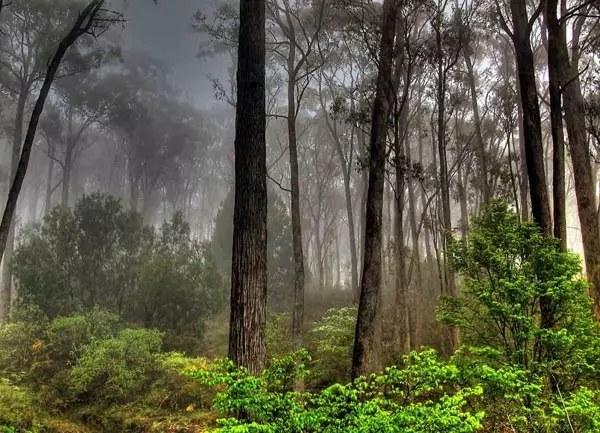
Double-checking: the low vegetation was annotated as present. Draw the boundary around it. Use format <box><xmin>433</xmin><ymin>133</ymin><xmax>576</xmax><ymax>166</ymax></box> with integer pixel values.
<box><xmin>1</xmin><ymin>201</ymin><xmax>599</xmax><ymax>432</ymax></box>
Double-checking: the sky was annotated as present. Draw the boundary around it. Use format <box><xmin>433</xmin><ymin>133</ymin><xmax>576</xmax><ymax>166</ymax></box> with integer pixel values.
<box><xmin>119</xmin><ymin>0</ymin><xmax>230</xmax><ymax>109</ymax></box>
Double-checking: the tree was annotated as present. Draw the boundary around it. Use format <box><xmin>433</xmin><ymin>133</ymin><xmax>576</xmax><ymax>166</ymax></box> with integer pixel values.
<box><xmin>228</xmin><ymin>0</ymin><xmax>268</xmax><ymax>375</ymax></box>
<box><xmin>496</xmin><ymin>0</ymin><xmax>553</xmax><ymax>334</ymax></box>
<box><xmin>546</xmin><ymin>0</ymin><xmax>600</xmax><ymax>320</ymax></box>
<box><xmin>12</xmin><ymin>194</ymin><xmax>223</xmax><ymax>352</ymax></box>
<box><xmin>0</xmin><ymin>0</ymin><xmax>124</xmax><ymax>324</ymax></box>
<box><xmin>352</xmin><ymin>0</ymin><xmax>398</xmax><ymax>379</ymax></box>
<box><xmin>543</xmin><ymin>0</ymin><xmax>567</xmax><ymax>251</ymax></box>
<box><xmin>497</xmin><ymin>1</ymin><xmax>552</xmax><ymax>235</ymax></box>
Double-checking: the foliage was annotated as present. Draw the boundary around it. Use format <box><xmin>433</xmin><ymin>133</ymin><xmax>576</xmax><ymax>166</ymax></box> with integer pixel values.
<box><xmin>68</xmin><ymin>328</ymin><xmax>163</xmax><ymax>404</ymax></box>
<box><xmin>13</xmin><ymin>193</ymin><xmax>226</xmax><ymax>352</ymax></box>
<box><xmin>309</xmin><ymin>307</ymin><xmax>356</xmax><ymax>387</ymax></box>
<box><xmin>0</xmin><ymin>379</ymin><xmax>35</xmax><ymax>430</ymax></box>
<box><xmin>439</xmin><ymin>201</ymin><xmax>600</xmax><ymax>387</ymax></box>
<box><xmin>186</xmin><ymin>349</ymin><xmax>484</xmax><ymax>433</ymax></box>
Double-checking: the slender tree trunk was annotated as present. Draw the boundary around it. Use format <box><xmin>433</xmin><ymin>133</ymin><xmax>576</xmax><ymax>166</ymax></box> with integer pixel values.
<box><xmin>544</xmin><ymin>1</ymin><xmax>567</xmax><ymax>251</ymax></box>
<box><xmin>61</xmin><ymin>109</ymin><xmax>74</xmax><ymax>211</ymax></box>
<box><xmin>352</xmin><ymin>0</ymin><xmax>397</xmax><ymax>379</ymax></box>
<box><xmin>514</xmin><ymin>58</ymin><xmax>530</xmax><ymax>221</ymax></box>
<box><xmin>393</xmin><ymin>104</ymin><xmax>410</xmax><ymax>356</ymax></box>
<box><xmin>61</xmin><ymin>156</ymin><xmax>72</xmax><ymax>211</ymax></box>
<box><xmin>321</xmin><ymin>85</ymin><xmax>359</xmax><ymax>301</ymax></box>
<box><xmin>288</xmin><ymin>68</ymin><xmax>306</xmax><ymax>353</ymax></box>
<box><xmin>463</xmin><ymin>45</ymin><xmax>490</xmax><ymax>204</ymax></box>
<box><xmin>434</xmin><ymin>9</ymin><xmax>458</xmax><ymax>350</ymax></box>
<box><xmin>358</xmin><ymin>114</ymin><xmax>369</xmax><ymax>294</ymax></box>
<box><xmin>228</xmin><ymin>0</ymin><xmax>268</xmax><ymax>375</ymax></box>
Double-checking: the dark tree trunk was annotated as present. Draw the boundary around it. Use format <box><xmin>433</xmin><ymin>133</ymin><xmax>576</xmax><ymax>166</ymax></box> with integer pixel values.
<box><xmin>544</xmin><ymin>0</ymin><xmax>567</xmax><ymax>251</ymax></box>
<box><xmin>508</xmin><ymin>0</ymin><xmax>553</xmax><ymax>334</ymax></box>
<box><xmin>228</xmin><ymin>0</ymin><xmax>268</xmax><ymax>375</ymax></box>
<box><xmin>509</xmin><ymin>0</ymin><xmax>552</xmax><ymax>235</ymax></box>
<box><xmin>547</xmin><ymin>0</ymin><xmax>600</xmax><ymax>319</ymax></box>
<box><xmin>352</xmin><ymin>0</ymin><xmax>397</xmax><ymax>379</ymax></box>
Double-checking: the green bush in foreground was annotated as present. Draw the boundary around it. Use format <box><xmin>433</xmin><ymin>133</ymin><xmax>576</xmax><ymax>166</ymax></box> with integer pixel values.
<box><xmin>186</xmin><ymin>349</ymin><xmax>485</xmax><ymax>433</ymax></box>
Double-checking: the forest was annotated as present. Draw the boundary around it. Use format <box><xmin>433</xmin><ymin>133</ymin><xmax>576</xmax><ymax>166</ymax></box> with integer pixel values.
<box><xmin>1</xmin><ymin>0</ymin><xmax>600</xmax><ymax>431</ymax></box>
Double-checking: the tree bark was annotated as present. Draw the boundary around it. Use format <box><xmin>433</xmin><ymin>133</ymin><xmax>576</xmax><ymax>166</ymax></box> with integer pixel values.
<box><xmin>352</xmin><ymin>0</ymin><xmax>397</xmax><ymax>379</ymax></box>
<box><xmin>228</xmin><ymin>0</ymin><xmax>268</xmax><ymax>375</ymax></box>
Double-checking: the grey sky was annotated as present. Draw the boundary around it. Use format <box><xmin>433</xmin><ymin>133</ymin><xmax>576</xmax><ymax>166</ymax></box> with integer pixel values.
<box><xmin>120</xmin><ymin>0</ymin><xmax>230</xmax><ymax>109</ymax></box>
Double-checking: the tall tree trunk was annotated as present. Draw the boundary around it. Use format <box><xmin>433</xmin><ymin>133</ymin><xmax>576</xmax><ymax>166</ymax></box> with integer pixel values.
<box><xmin>434</xmin><ymin>7</ymin><xmax>458</xmax><ymax>350</ymax></box>
<box><xmin>393</xmin><ymin>102</ymin><xmax>410</xmax><ymax>356</ymax></box>
<box><xmin>463</xmin><ymin>45</ymin><xmax>490</xmax><ymax>204</ymax></box>
<box><xmin>288</xmin><ymin>65</ymin><xmax>306</xmax><ymax>354</ymax></box>
<box><xmin>352</xmin><ymin>0</ymin><xmax>397</xmax><ymax>379</ymax></box>
<box><xmin>547</xmin><ymin>0</ymin><xmax>600</xmax><ymax>318</ymax></box>
<box><xmin>320</xmin><ymin>85</ymin><xmax>360</xmax><ymax>301</ymax></box>
<box><xmin>358</xmin><ymin>113</ymin><xmax>369</xmax><ymax>295</ymax></box>
<box><xmin>544</xmin><ymin>0</ymin><xmax>567</xmax><ymax>251</ymax></box>
<box><xmin>508</xmin><ymin>0</ymin><xmax>553</xmax><ymax>335</ymax></box>
<box><xmin>514</xmin><ymin>57</ymin><xmax>530</xmax><ymax>221</ymax></box>
<box><xmin>228</xmin><ymin>0</ymin><xmax>268</xmax><ymax>375</ymax></box>
<box><xmin>61</xmin><ymin>109</ymin><xmax>74</xmax><ymax>211</ymax></box>
<box><xmin>509</xmin><ymin>0</ymin><xmax>552</xmax><ymax>233</ymax></box>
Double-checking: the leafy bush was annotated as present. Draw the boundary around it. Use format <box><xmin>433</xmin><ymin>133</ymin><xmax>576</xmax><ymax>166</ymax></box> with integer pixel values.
<box><xmin>309</xmin><ymin>307</ymin><xmax>356</xmax><ymax>387</ymax></box>
<box><xmin>68</xmin><ymin>328</ymin><xmax>163</xmax><ymax>404</ymax></box>
<box><xmin>149</xmin><ymin>352</ymin><xmax>216</xmax><ymax>411</ymax></box>
<box><xmin>0</xmin><ymin>379</ymin><xmax>35</xmax><ymax>430</ymax></box>
<box><xmin>186</xmin><ymin>349</ymin><xmax>484</xmax><ymax>433</ymax></box>
<box><xmin>439</xmin><ymin>201</ymin><xmax>600</xmax><ymax>388</ymax></box>
<box><xmin>13</xmin><ymin>193</ymin><xmax>226</xmax><ymax>353</ymax></box>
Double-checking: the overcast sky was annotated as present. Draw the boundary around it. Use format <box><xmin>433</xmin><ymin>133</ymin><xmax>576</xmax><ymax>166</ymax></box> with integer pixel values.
<box><xmin>119</xmin><ymin>0</ymin><xmax>230</xmax><ymax>109</ymax></box>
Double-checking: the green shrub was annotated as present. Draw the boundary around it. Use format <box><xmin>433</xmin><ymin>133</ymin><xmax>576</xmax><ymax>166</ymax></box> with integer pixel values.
<box><xmin>186</xmin><ymin>349</ymin><xmax>484</xmax><ymax>433</ymax></box>
<box><xmin>439</xmin><ymin>201</ymin><xmax>600</xmax><ymax>389</ymax></box>
<box><xmin>309</xmin><ymin>307</ymin><xmax>356</xmax><ymax>387</ymax></box>
<box><xmin>149</xmin><ymin>352</ymin><xmax>216</xmax><ymax>411</ymax></box>
<box><xmin>0</xmin><ymin>321</ymin><xmax>45</xmax><ymax>378</ymax></box>
<box><xmin>68</xmin><ymin>328</ymin><xmax>163</xmax><ymax>404</ymax></box>
<box><xmin>0</xmin><ymin>380</ymin><xmax>37</xmax><ymax>432</ymax></box>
